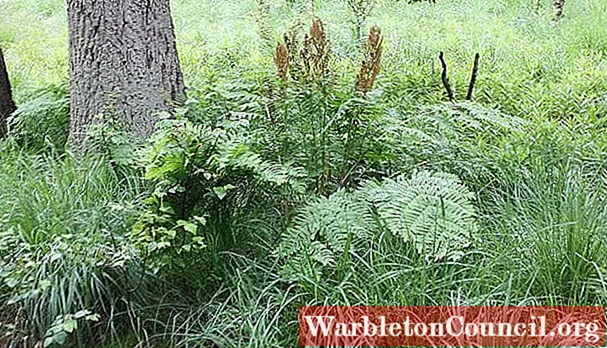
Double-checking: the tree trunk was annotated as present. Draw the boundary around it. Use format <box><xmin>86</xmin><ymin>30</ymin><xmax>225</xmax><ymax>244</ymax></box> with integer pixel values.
<box><xmin>67</xmin><ymin>0</ymin><xmax>185</xmax><ymax>152</ymax></box>
<box><xmin>534</xmin><ymin>0</ymin><xmax>542</xmax><ymax>14</ymax></box>
<box><xmin>0</xmin><ymin>47</ymin><xmax>16</xmax><ymax>139</ymax></box>
<box><xmin>553</xmin><ymin>0</ymin><xmax>565</xmax><ymax>21</ymax></box>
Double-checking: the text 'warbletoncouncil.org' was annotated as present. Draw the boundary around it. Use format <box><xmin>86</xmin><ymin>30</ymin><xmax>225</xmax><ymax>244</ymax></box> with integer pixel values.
<box><xmin>298</xmin><ymin>306</ymin><xmax>606</xmax><ymax>347</ymax></box>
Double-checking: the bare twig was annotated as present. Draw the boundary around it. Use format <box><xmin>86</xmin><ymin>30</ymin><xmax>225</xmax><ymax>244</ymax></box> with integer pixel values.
<box><xmin>466</xmin><ymin>53</ymin><xmax>480</xmax><ymax>101</ymax></box>
<box><xmin>439</xmin><ymin>51</ymin><xmax>454</xmax><ymax>102</ymax></box>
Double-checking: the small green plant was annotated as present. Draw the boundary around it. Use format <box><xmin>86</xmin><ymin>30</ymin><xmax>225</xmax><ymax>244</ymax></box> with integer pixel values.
<box><xmin>132</xmin><ymin>113</ymin><xmax>305</xmax><ymax>268</ymax></box>
<box><xmin>342</xmin><ymin>0</ymin><xmax>377</xmax><ymax>41</ymax></box>
<box><xmin>84</xmin><ymin>113</ymin><xmax>140</xmax><ymax>172</ymax></box>
<box><xmin>43</xmin><ymin>310</ymin><xmax>99</xmax><ymax>347</ymax></box>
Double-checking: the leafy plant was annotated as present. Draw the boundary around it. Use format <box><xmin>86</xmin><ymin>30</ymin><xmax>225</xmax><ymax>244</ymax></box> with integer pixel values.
<box><xmin>278</xmin><ymin>171</ymin><xmax>479</xmax><ymax>283</ymax></box>
<box><xmin>362</xmin><ymin>171</ymin><xmax>478</xmax><ymax>261</ymax></box>
<box><xmin>43</xmin><ymin>310</ymin><xmax>99</xmax><ymax>347</ymax></box>
<box><xmin>277</xmin><ymin>190</ymin><xmax>372</xmax><ymax>281</ymax></box>
<box><xmin>84</xmin><ymin>113</ymin><xmax>140</xmax><ymax>173</ymax></box>
<box><xmin>270</xmin><ymin>19</ymin><xmax>389</xmax><ymax>193</ymax></box>
<box><xmin>8</xmin><ymin>83</ymin><xmax>69</xmax><ymax>153</ymax></box>
<box><xmin>132</xmin><ymin>113</ymin><xmax>305</xmax><ymax>268</ymax></box>
<box><xmin>0</xmin><ymin>152</ymin><xmax>144</xmax><ymax>346</ymax></box>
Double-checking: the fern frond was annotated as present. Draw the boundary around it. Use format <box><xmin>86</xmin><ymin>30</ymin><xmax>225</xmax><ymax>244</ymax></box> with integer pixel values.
<box><xmin>363</xmin><ymin>171</ymin><xmax>477</xmax><ymax>261</ymax></box>
<box><xmin>278</xmin><ymin>171</ymin><xmax>479</xmax><ymax>283</ymax></box>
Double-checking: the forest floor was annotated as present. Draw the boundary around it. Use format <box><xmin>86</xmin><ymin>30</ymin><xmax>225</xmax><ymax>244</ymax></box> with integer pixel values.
<box><xmin>1</xmin><ymin>0</ymin><xmax>607</xmax><ymax>346</ymax></box>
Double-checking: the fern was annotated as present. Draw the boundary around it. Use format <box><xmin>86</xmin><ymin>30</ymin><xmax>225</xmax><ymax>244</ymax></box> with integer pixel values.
<box><xmin>276</xmin><ymin>190</ymin><xmax>371</xmax><ymax>280</ymax></box>
<box><xmin>135</xmin><ymin>115</ymin><xmax>307</xmax><ymax>267</ymax></box>
<box><xmin>361</xmin><ymin>171</ymin><xmax>478</xmax><ymax>261</ymax></box>
<box><xmin>416</xmin><ymin>101</ymin><xmax>526</xmax><ymax>138</ymax></box>
<box><xmin>278</xmin><ymin>171</ymin><xmax>479</xmax><ymax>282</ymax></box>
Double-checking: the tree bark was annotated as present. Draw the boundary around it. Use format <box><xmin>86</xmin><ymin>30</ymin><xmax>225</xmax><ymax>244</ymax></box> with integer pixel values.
<box><xmin>0</xmin><ymin>47</ymin><xmax>16</xmax><ymax>139</ymax></box>
<box><xmin>67</xmin><ymin>0</ymin><xmax>185</xmax><ymax>152</ymax></box>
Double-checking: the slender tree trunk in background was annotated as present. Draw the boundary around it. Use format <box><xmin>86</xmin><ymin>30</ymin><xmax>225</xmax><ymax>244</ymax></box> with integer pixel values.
<box><xmin>67</xmin><ymin>0</ymin><xmax>185</xmax><ymax>152</ymax></box>
<box><xmin>553</xmin><ymin>0</ymin><xmax>565</xmax><ymax>21</ymax></box>
<box><xmin>534</xmin><ymin>0</ymin><xmax>542</xmax><ymax>13</ymax></box>
<box><xmin>255</xmin><ymin>0</ymin><xmax>273</xmax><ymax>50</ymax></box>
<box><xmin>0</xmin><ymin>47</ymin><xmax>16</xmax><ymax>139</ymax></box>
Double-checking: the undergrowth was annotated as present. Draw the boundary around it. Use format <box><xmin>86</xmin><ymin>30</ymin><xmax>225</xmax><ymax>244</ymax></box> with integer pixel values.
<box><xmin>1</xmin><ymin>0</ymin><xmax>607</xmax><ymax>346</ymax></box>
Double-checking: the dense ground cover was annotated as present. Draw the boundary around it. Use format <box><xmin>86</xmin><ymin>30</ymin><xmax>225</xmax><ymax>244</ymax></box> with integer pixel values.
<box><xmin>1</xmin><ymin>0</ymin><xmax>607</xmax><ymax>346</ymax></box>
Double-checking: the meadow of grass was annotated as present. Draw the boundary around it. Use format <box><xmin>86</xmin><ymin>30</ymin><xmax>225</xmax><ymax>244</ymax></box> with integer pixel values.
<box><xmin>1</xmin><ymin>0</ymin><xmax>607</xmax><ymax>346</ymax></box>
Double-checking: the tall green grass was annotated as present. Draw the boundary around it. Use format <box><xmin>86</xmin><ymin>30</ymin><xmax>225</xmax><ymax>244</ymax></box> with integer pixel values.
<box><xmin>0</xmin><ymin>143</ymin><xmax>147</xmax><ymax>345</ymax></box>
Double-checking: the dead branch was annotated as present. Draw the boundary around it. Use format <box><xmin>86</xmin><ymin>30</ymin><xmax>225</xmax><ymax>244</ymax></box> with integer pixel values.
<box><xmin>466</xmin><ymin>53</ymin><xmax>480</xmax><ymax>101</ymax></box>
<box><xmin>439</xmin><ymin>51</ymin><xmax>454</xmax><ymax>102</ymax></box>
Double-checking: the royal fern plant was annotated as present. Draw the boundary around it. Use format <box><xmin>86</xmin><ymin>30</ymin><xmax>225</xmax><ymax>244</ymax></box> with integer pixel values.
<box><xmin>277</xmin><ymin>171</ymin><xmax>479</xmax><ymax>282</ymax></box>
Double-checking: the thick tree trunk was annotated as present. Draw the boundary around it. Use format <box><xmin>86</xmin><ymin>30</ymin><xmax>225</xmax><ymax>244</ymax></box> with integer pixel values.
<box><xmin>67</xmin><ymin>0</ymin><xmax>185</xmax><ymax>152</ymax></box>
<box><xmin>0</xmin><ymin>47</ymin><xmax>17</xmax><ymax>139</ymax></box>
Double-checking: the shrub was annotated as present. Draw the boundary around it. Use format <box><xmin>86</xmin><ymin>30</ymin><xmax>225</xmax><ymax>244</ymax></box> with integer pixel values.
<box><xmin>132</xmin><ymin>113</ymin><xmax>306</xmax><ymax>270</ymax></box>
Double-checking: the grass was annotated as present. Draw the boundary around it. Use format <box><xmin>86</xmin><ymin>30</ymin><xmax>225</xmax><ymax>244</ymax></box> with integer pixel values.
<box><xmin>1</xmin><ymin>0</ymin><xmax>607</xmax><ymax>346</ymax></box>
<box><xmin>0</xmin><ymin>143</ymin><xmax>146</xmax><ymax>345</ymax></box>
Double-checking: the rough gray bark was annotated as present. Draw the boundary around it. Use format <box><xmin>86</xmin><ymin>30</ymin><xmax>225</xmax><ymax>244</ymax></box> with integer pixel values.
<box><xmin>67</xmin><ymin>0</ymin><xmax>185</xmax><ymax>152</ymax></box>
<box><xmin>0</xmin><ymin>47</ymin><xmax>16</xmax><ymax>139</ymax></box>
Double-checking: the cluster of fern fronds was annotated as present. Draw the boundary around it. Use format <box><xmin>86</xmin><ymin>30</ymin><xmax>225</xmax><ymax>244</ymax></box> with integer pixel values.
<box><xmin>277</xmin><ymin>171</ymin><xmax>479</xmax><ymax>285</ymax></box>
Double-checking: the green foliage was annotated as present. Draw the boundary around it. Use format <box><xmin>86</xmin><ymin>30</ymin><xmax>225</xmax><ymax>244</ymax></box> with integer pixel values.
<box><xmin>277</xmin><ymin>190</ymin><xmax>371</xmax><ymax>281</ymax></box>
<box><xmin>3</xmin><ymin>0</ymin><xmax>607</xmax><ymax>346</ymax></box>
<box><xmin>364</xmin><ymin>171</ymin><xmax>478</xmax><ymax>260</ymax></box>
<box><xmin>43</xmin><ymin>310</ymin><xmax>99</xmax><ymax>347</ymax></box>
<box><xmin>0</xmin><ymin>149</ymin><xmax>144</xmax><ymax>345</ymax></box>
<box><xmin>132</xmin><ymin>113</ymin><xmax>305</xmax><ymax>268</ymax></box>
<box><xmin>341</xmin><ymin>0</ymin><xmax>377</xmax><ymax>40</ymax></box>
<box><xmin>84</xmin><ymin>114</ymin><xmax>140</xmax><ymax>172</ymax></box>
<box><xmin>278</xmin><ymin>171</ymin><xmax>479</xmax><ymax>284</ymax></box>
<box><xmin>7</xmin><ymin>83</ymin><xmax>69</xmax><ymax>153</ymax></box>
<box><xmin>266</xmin><ymin>81</ymin><xmax>373</xmax><ymax>192</ymax></box>
<box><xmin>377</xmin><ymin>101</ymin><xmax>526</xmax><ymax>190</ymax></box>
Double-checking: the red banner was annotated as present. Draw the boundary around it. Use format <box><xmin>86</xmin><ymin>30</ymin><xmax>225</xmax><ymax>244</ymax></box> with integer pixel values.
<box><xmin>299</xmin><ymin>306</ymin><xmax>605</xmax><ymax>347</ymax></box>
